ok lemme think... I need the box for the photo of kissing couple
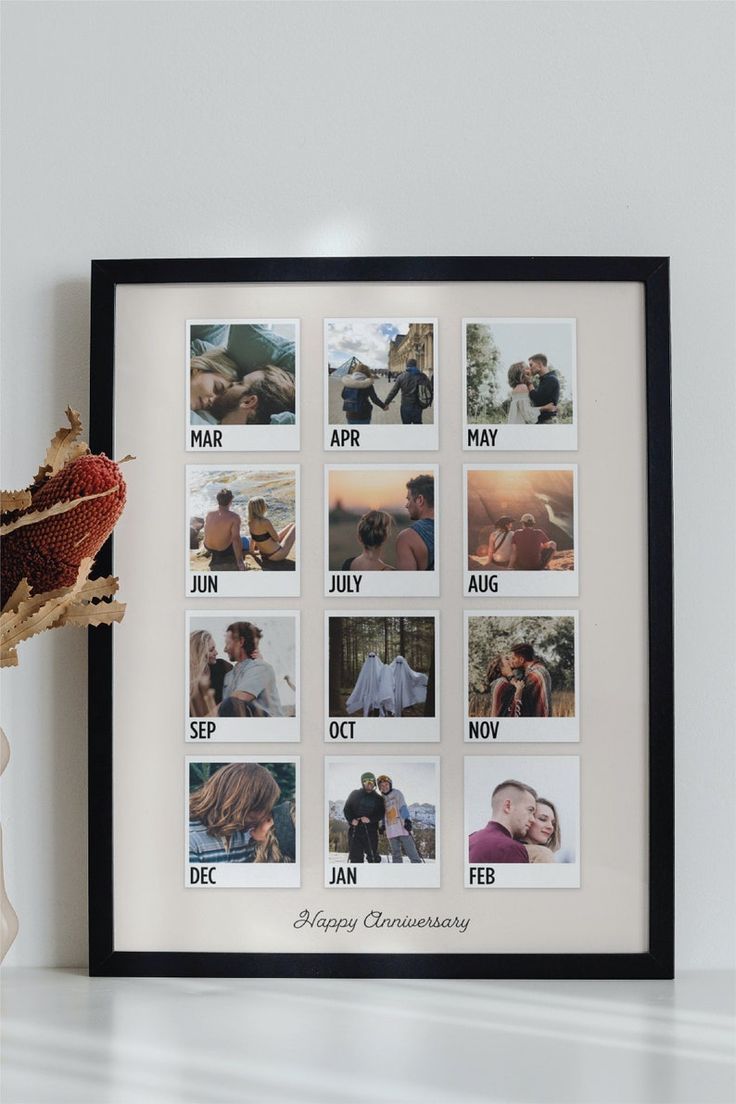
[465,319,575,428]
[189,321,297,430]
[467,614,575,720]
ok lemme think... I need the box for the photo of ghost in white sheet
[328,614,437,725]
[388,655,429,715]
[345,653,396,717]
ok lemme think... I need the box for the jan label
[329,867,357,885]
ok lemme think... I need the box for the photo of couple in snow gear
[342,772,426,864]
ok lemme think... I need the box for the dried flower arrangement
[1,408,129,667]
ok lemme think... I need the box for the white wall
[1,1,733,969]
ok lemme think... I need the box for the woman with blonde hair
[189,630,232,717]
[341,510,395,571]
[247,496,296,563]
[189,349,239,424]
[188,762,282,863]
[520,797,561,864]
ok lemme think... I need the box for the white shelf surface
[1,968,734,1103]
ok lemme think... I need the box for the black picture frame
[88,256,673,979]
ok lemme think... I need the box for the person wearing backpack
[340,368,388,425]
[384,358,433,424]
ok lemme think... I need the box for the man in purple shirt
[468,779,538,863]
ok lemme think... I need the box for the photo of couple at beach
[465,757,579,888]
[464,319,576,450]
[188,466,298,596]
[188,321,298,449]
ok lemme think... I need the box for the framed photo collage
[89,257,673,978]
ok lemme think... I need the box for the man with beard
[509,642,552,718]
[528,353,560,424]
[343,772,385,863]
[219,621,283,718]
[396,473,435,571]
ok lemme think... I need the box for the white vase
[0,727,19,962]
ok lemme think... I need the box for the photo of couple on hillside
[328,469,435,573]
[467,468,575,573]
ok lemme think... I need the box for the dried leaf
[2,578,32,614]
[31,408,89,486]
[2,581,79,625]
[118,455,136,464]
[0,485,118,536]
[75,575,120,601]
[45,407,88,473]
[61,599,126,627]
[0,559,92,655]
[0,561,126,664]
[30,463,53,490]
[1,490,32,512]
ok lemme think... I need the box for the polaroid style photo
[464,755,580,889]
[463,318,577,451]
[186,612,299,743]
[325,612,439,743]
[186,757,300,888]
[325,756,440,888]
[324,318,437,452]
[325,465,439,598]
[187,465,299,598]
[464,464,578,597]
[464,611,579,742]
[187,320,299,451]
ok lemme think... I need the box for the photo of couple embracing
[467,614,576,721]
[465,319,574,428]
